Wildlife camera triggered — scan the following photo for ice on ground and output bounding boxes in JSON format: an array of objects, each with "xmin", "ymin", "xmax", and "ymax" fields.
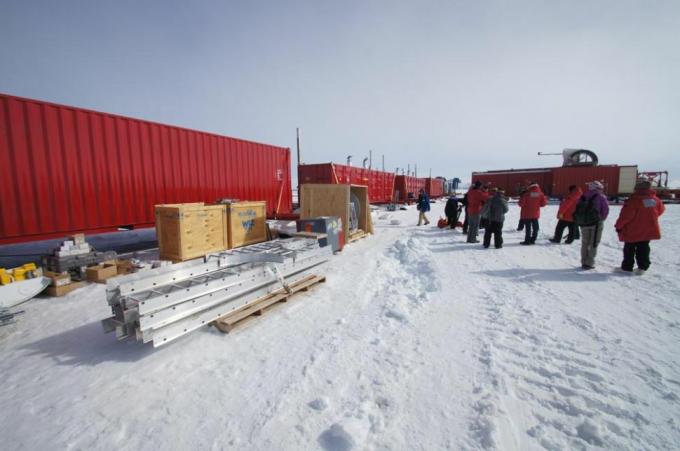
[{"xmin": 1, "ymin": 203, "xmax": 679, "ymax": 450}]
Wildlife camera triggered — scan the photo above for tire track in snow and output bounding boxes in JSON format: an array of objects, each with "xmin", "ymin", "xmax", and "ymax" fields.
[{"xmin": 458, "ymin": 230, "xmax": 680, "ymax": 451}]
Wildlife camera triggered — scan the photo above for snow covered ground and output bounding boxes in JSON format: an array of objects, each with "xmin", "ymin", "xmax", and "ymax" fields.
[{"xmin": 1, "ymin": 202, "xmax": 679, "ymax": 451}]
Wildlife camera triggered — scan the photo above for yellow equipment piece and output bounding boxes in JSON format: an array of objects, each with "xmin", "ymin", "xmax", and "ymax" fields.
[
  {"xmin": 0, "ymin": 263, "xmax": 42, "ymax": 284},
  {"xmin": 0, "ymin": 268, "xmax": 11, "ymax": 285}
]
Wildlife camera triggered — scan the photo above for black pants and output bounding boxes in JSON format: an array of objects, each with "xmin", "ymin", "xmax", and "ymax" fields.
[
  {"xmin": 524, "ymin": 219, "xmax": 539, "ymax": 243},
  {"xmin": 622, "ymin": 241, "xmax": 651, "ymax": 271},
  {"xmin": 517, "ymin": 219, "xmax": 525, "ymax": 231},
  {"xmin": 447, "ymin": 216, "xmax": 457, "ymax": 229},
  {"xmin": 553, "ymin": 220, "xmax": 577, "ymax": 242},
  {"xmin": 462, "ymin": 208, "xmax": 469, "ymax": 233},
  {"xmin": 483, "ymin": 221, "xmax": 504, "ymax": 248}
]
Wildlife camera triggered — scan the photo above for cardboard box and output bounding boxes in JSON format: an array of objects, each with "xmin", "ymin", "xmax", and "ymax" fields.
[
  {"xmin": 44, "ymin": 270, "xmax": 72, "ymax": 287},
  {"xmin": 47, "ymin": 281, "xmax": 84, "ymax": 297},
  {"xmin": 116, "ymin": 259, "xmax": 135, "ymax": 275},
  {"xmin": 86, "ymin": 261, "xmax": 118, "ymax": 283}
]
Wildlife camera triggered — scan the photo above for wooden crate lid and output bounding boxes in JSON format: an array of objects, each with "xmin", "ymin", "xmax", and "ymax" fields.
[
  {"xmin": 224, "ymin": 200, "xmax": 267, "ymax": 207},
  {"xmin": 155, "ymin": 203, "xmax": 225, "ymax": 212},
  {"xmin": 225, "ymin": 201, "xmax": 266, "ymax": 209}
]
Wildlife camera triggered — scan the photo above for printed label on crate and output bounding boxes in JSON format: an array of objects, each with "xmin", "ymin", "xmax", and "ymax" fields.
[
  {"xmin": 241, "ymin": 219, "xmax": 255, "ymax": 233},
  {"xmin": 237, "ymin": 209, "xmax": 257, "ymax": 218},
  {"xmin": 238, "ymin": 209, "xmax": 258, "ymax": 233}
]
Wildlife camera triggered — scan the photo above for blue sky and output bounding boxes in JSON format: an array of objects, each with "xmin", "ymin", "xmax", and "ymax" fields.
[{"xmin": 2, "ymin": 0, "xmax": 679, "ymax": 184}]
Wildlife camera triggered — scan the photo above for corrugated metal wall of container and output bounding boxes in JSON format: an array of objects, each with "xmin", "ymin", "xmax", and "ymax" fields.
[
  {"xmin": 425, "ymin": 178, "xmax": 444, "ymax": 198},
  {"xmin": 394, "ymin": 175, "xmax": 427, "ymax": 202},
  {"xmin": 0, "ymin": 93, "xmax": 292, "ymax": 244},
  {"xmin": 472, "ymin": 169, "xmax": 552, "ymax": 196},
  {"xmin": 298, "ymin": 163, "xmax": 396, "ymax": 204},
  {"xmin": 551, "ymin": 166, "xmax": 622, "ymax": 198}
]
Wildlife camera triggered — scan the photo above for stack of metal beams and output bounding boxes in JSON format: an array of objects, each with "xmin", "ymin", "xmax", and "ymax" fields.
[{"xmin": 101, "ymin": 238, "xmax": 332, "ymax": 347}]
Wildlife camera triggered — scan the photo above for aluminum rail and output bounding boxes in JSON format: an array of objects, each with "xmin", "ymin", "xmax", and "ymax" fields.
[{"xmin": 102, "ymin": 238, "xmax": 331, "ymax": 346}]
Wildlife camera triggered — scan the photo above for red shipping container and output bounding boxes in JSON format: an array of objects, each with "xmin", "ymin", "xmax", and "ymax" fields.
[
  {"xmin": 0, "ymin": 93, "xmax": 292, "ymax": 245},
  {"xmin": 472, "ymin": 168, "xmax": 553, "ymax": 196},
  {"xmin": 550, "ymin": 165, "xmax": 637, "ymax": 198},
  {"xmin": 297, "ymin": 163, "xmax": 395, "ymax": 204},
  {"xmin": 424, "ymin": 177, "xmax": 444, "ymax": 198},
  {"xmin": 394, "ymin": 175, "xmax": 427, "ymax": 202}
]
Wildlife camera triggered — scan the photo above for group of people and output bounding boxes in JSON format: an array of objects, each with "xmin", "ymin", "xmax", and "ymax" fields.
[{"xmin": 415, "ymin": 178, "xmax": 665, "ymax": 273}]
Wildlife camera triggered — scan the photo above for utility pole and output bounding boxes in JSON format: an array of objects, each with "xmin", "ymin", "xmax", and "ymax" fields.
[
  {"xmin": 369, "ymin": 149, "xmax": 372, "ymax": 169},
  {"xmin": 296, "ymin": 128, "xmax": 301, "ymax": 207},
  {"xmin": 407, "ymin": 164, "xmax": 410, "ymax": 176},
  {"xmin": 415, "ymin": 164, "xmax": 418, "ymax": 178},
  {"xmin": 296, "ymin": 128, "xmax": 301, "ymax": 166}
]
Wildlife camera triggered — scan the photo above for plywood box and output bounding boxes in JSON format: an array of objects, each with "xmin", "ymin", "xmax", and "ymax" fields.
[
  {"xmin": 225, "ymin": 201, "xmax": 267, "ymax": 249},
  {"xmin": 299, "ymin": 184, "xmax": 373, "ymax": 242},
  {"xmin": 156, "ymin": 203, "xmax": 227, "ymax": 262}
]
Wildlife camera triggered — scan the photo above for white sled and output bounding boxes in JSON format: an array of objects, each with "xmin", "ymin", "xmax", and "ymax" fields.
[{"xmin": 0, "ymin": 277, "xmax": 50, "ymax": 309}]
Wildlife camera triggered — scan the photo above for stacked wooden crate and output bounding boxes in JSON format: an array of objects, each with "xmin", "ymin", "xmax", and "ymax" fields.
[
  {"xmin": 156, "ymin": 203, "xmax": 227, "ymax": 262},
  {"xmin": 155, "ymin": 202, "xmax": 268, "ymax": 262}
]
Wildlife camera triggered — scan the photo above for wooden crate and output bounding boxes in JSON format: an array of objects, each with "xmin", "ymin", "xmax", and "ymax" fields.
[
  {"xmin": 225, "ymin": 201, "xmax": 267, "ymax": 249},
  {"xmin": 299, "ymin": 184, "xmax": 373, "ymax": 242},
  {"xmin": 155, "ymin": 203, "xmax": 227, "ymax": 262}
]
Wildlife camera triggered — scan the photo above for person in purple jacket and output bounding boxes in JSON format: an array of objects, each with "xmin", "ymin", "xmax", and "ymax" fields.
[{"xmin": 573, "ymin": 181, "xmax": 610, "ymax": 269}]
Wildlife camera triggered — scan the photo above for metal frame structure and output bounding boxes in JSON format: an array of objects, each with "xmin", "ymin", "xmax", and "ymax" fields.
[{"xmin": 102, "ymin": 238, "xmax": 332, "ymax": 346}]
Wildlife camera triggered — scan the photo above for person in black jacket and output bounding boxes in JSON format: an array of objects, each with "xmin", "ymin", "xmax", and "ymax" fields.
[
  {"xmin": 444, "ymin": 195, "xmax": 460, "ymax": 229},
  {"xmin": 461, "ymin": 193, "xmax": 469, "ymax": 233},
  {"xmin": 481, "ymin": 188, "xmax": 509, "ymax": 248}
]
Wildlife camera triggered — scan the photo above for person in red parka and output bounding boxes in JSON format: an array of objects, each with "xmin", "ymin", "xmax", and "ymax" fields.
[
  {"xmin": 518, "ymin": 182, "xmax": 548, "ymax": 245},
  {"xmin": 550, "ymin": 185, "xmax": 582, "ymax": 244},
  {"xmin": 466, "ymin": 181, "xmax": 490, "ymax": 243},
  {"xmin": 615, "ymin": 179, "xmax": 665, "ymax": 273}
]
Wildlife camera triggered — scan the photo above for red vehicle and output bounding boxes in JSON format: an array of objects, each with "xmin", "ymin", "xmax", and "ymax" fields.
[
  {"xmin": 551, "ymin": 165, "xmax": 637, "ymax": 198},
  {"xmin": 0, "ymin": 93, "xmax": 292, "ymax": 245},
  {"xmin": 472, "ymin": 162, "xmax": 637, "ymax": 198},
  {"xmin": 471, "ymin": 168, "xmax": 553, "ymax": 197}
]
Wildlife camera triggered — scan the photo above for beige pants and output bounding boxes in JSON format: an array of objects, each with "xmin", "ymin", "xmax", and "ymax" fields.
[
  {"xmin": 580, "ymin": 222, "xmax": 603, "ymax": 267},
  {"xmin": 418, "ymin": 211, "xmax": 430, "ymax": 225}
]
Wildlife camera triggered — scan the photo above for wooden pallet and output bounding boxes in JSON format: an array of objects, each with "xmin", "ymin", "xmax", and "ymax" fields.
[
  {"xmin": 211, "ymin": 274, "xmax": 326, "ymax": 333},
  {"xmin": 348, "ymin": 229, "xmax": 368, "ymax": 243}
]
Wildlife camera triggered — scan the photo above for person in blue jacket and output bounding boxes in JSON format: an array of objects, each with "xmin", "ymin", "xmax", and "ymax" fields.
[{"xmin": 417, "ymin": 189, "xmax": 431, "ymax": 226}]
